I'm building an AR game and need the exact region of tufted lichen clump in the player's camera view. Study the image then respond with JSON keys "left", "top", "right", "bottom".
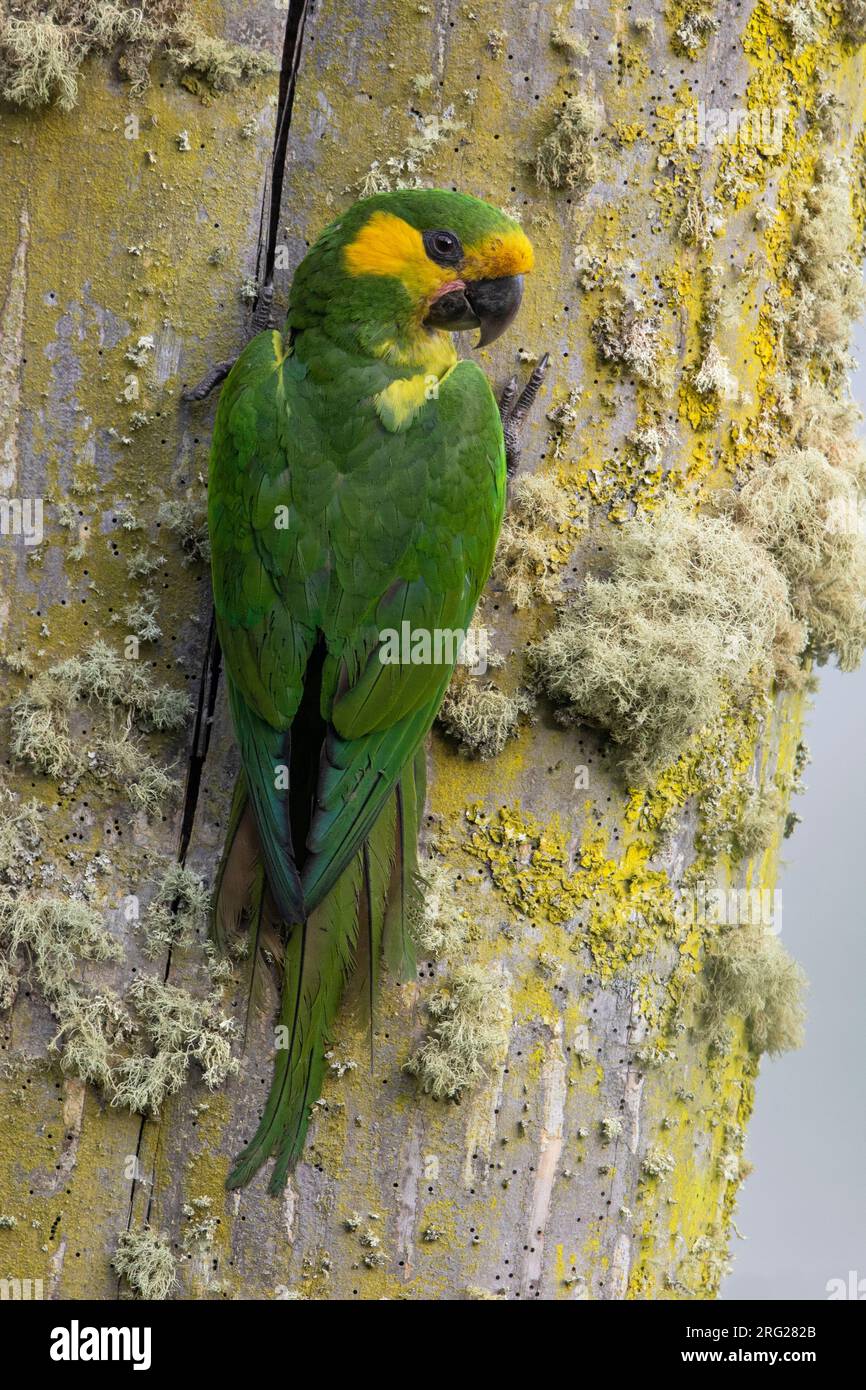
{"left": 535, "top": 91, "right": 602, "bottom": 194}
{"left": 405, "top": 964, "right": 510, "bottom": 1100}
{"left": 409, "top": 861, "right": 471, "bottom": 958}
{"left": 528, "top": 503, "right": 793, "bottom": 782}
{"left": 668, "top": 0, "right": 720, "bottom": 57}
{"left": 0, "top": 1, "right": 276, "bottom": 111}
{"left": 437, "top": 672, "right": 534, "bottom": 759}
{"left": 156, "top": 498, "right": 211, "bottom": 566}
{"left": 9, "top": 640, "right": 189, "bottom": 815}
{"left": 781, "top": 155, "right": 866, "bottom": 386}
{"left": 590, "top": 294, "right": 666, "bottom": 387}
{"left": 140, "top": 861, "right": 211, "bottom": 958}
{"left": 0, "top": 799, "right": 236, "bottom": 1112}
{"left": 113, "top": 1227, "right": 176, "bottom": 1301}
{"left": 729, "top": 786, "right": 783, "bottom": 861}
{"left": 109, "top": 977, "right": 238, "bottom": 1114}
{"left": 492, "top": 473, "right": 574, "bottom": 608}
{"left": 0, "top": 895, "right": 121, "bottom": 1015}
{"left": 0, "top": 888, "right": 237, "bottom": 1110}
{"left": 641, "top": 1145, "right": 676, "bottom": 1179}
{"left": 700, "top": 927, "right": 806, "bottom": 1058}
{"left": 732, "top": 448, "right": 866, "bottom": 672}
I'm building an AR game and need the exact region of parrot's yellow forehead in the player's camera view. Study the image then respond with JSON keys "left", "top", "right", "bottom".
{"left": 344, "top": 210, "right": 534, "bottom": 299}
{"left": 461, "top": 229, "right": 535, "bottom": 280}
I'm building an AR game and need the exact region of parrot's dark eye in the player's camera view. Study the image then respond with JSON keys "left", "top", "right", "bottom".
{"left": 424, "top": 229, "right": 463, "bottom": 266}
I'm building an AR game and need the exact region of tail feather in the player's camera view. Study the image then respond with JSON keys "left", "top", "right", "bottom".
{"left": 227, "top": 681, "right": 306, "bottom": 923}
{"left": 226, "top": 856, "right": 362, "bottom": 1193}
{"left": 382, "top": 747, "right": 424, "bottom": 982}
{"left": 239, "top": 864, "right": 284, "bottom": 1045}
{"left": 215, "top": 755, "right": 427, "bottom": 1192}
{"left": 344, "top": 794, "right": 397, "bottom": 1026}
{"left": 212, "top": 773, "right": 259, "bottom": 954}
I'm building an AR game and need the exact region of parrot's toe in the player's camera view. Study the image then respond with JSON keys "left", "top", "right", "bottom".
{"left": 501, "top": 351, "right": 550, "bottom": 476}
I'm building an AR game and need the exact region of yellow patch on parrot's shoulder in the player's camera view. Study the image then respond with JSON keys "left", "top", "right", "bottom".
{"left": 374, "top": 366, "right": 456, "bottom": 432}
{"left": 271, "top": 329, "right": 290, "bottom": 365}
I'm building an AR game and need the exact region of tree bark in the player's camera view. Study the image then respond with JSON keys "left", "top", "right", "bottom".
{"left": 0, "top": 0, "right": 862, "bottom": 1300}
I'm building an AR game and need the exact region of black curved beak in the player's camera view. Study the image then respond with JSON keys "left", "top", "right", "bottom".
{"left": 424, "top": 274, "right": 524, "bottom": 347}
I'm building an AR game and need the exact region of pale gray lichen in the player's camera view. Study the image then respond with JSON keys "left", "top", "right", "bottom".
{"left": 729, "top": 787, "right": 783, "bottom": 861}
{"left": 405, "top": 964, "right": 510, "bottom": 1100}
{"left": 535, "top": 91, "right": 602, "bottom": 194}
{"left": 437, "top": 674, "right": 533, "bottom": 759}
{"left": 180, "top": 1196, "right": 218, "bottom": 1253}
{"left": 731, "top": 448, "right": 866, "bottom": 672}
{"left": 0, "top": 1, "right": 276, "bottom": 112}
{"left": 9, "top": 640, "right": 189, "bottom": 813}
{"left": 492, "top": 473, "right": 574, "bottom": 608}
{"left": 591, "top": 293, "right": 665, "bottom": 387}
{"left": 410, "top": 861, "right": 471, "bottom": 957}
{"left": 550, "top": 26, "right": 589, "bottom": 59}
{"left": 357, "top": 113, "right": 464, "bottom": 195}
{"left": 528, "top": 503, "right": 792, "bottom": 782}
{"left": 700, "top": 928, "right": 806, "bottom": 1058}
{"left": 113, "top": 1227, "right": 176, "bottom": 1301}
{"left": 692, "top": 342, "right": 739, "bottom": 401}
{"left": 641, "top": 1146, "right": 676, "bottom": 1179}
{"left": 782, "top": 155, "right": 866, "bottom": 387}
{"left": 671, "top": 1, "right": 720, "bottom": 58}
{"left": 0, "top": 896, "right": 122, "bottom": 1005}
{"left": 51, "top": 988, "right": 137, "bottom": 1092}
{"left": 118, "top": 592, "right": 162, "bottom": 644}
{"left": 140, "top": 861, "right": 210, "bottom": 958}
{"left": 679, "top": 188, "right": 716, "bottom": 250}
{"left": 111, "top": 977, "right": 238, "bottom": 1114}
{"left": 157, "top": 498, "right": 211, "bottom": 565}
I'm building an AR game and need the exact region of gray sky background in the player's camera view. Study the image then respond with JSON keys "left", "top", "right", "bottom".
{"left": 722, "top": 322, "right": 866, "bottom": 1302}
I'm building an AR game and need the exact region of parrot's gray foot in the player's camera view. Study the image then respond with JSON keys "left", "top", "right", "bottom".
{"left": 499, "top": 353, "right": 550, "bottom": 476}
{"left": 181, "top": 285, "right": 277, "bottom": 402}
{"left": 182, "top": 359, "right": 236, "bottom": 402}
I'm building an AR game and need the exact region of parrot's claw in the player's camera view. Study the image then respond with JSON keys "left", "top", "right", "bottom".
{"left": 500, "top": 352, "right": 550, "bottom": 476}
{"left": 181, "top": 285, "right": 278, "bottom": 402}
{"left": 182, "top": 359, "right": 236, "bottom": 402}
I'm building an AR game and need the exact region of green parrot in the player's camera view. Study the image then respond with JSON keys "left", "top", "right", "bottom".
{"left": 207, "top": 188, "right": 538, "bottom": 1193}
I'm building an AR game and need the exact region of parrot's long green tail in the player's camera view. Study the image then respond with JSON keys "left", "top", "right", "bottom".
{"left": 216, "top": 749, "right": 425, "bottom": 1193}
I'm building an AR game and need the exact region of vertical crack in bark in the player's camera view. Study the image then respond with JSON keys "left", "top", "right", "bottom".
{"left": 125, "top": 0, "right": 313, "bottom": 1237}
{"left": 176, "top": 610, "right": 222, "bottom": 871}
{"left": 263, "top": 0, "right": 312, "bottom": 290}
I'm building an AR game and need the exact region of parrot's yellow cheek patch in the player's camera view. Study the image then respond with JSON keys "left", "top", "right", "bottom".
{"left": 345, "top": 210, "right": 447, "bottom": 299}
{"left": 462, "top": 227, "right": 535, "bottom": 281}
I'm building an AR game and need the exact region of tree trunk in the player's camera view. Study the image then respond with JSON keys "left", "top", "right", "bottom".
{"left": 0, "top": 0, "right": 863, "bottom": 1301}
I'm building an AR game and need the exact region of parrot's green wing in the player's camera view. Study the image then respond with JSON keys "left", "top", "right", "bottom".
{"left": 301, "top": 359, "right": 506, "bottom": 906}
{"left": 209, "top": 333, "right": 506, "bottom": 1189}
{"left": 209, "top": 330, "right": 318, "bottom": 924}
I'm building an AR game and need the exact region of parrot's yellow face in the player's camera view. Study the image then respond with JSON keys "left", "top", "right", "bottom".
{"left": 289, "top": 188, "right": 535, "bottom": 359}
{"left": 344, "top": 207, "right": 534, "bottom": 343}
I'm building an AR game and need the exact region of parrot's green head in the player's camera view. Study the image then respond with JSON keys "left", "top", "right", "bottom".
{"left": 287, "top": 188, "right": 534, "bottom": 365}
